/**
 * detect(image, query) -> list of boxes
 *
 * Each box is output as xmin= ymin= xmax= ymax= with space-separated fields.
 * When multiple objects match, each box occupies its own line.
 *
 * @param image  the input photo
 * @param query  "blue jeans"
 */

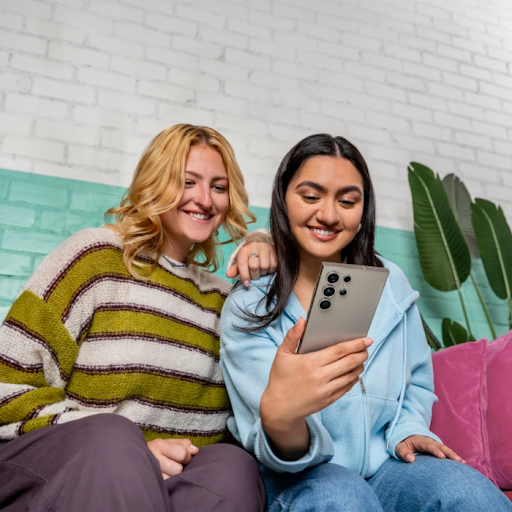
xmin=261 ymin=455 xmax=512 ymax=511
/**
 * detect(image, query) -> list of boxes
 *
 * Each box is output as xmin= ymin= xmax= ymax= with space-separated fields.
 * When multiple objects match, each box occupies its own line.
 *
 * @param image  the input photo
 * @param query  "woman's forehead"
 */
xmin=291 ymin=156 xmax=363 ymax=188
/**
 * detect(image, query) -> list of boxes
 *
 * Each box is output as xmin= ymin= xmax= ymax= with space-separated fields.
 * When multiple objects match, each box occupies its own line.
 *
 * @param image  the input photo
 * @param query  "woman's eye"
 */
xmin=213 ymin=185 xmax=227 ymax=192
xmin=302 ymin=195 xmax=319 ymax=202
xmin=185 ymin=180 xmax=194 ymax=187
xmin=340 ymin=199 xmax=355 ymax=206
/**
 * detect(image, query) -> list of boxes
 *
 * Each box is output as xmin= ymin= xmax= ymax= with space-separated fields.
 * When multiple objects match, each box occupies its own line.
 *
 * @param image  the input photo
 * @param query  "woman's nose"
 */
xmin=316 ymin=201 xmax=338 ymax=225
xmin=194 ymin=185 xmax=213 ymax=209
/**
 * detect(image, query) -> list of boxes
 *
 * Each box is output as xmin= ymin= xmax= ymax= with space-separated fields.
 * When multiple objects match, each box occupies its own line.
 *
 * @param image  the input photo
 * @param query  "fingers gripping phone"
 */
xmin=297 ymin=263 xmax=389 ymax=354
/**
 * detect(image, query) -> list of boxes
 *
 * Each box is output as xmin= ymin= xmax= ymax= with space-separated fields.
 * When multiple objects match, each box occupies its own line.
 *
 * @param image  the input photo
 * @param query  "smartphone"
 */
xmin=296 ymin=262 xmax=389 ymax=354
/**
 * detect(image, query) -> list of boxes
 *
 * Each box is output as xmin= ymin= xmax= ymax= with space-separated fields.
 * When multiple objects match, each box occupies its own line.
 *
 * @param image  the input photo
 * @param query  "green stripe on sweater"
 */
xmin=0 ymin=387 xmax=65 ymax=425
xmin=20 ymin=414 xmax=55 ymax=435
xmin=67 ymin=371 xmax=230 ymax=410
xmin=6 ymin=291 xmax=78 ymax=379
xmin=88 ymin=309 xmax=221 ymax=355
xmin=46 ymin=246 xmax=226 ymax=317
xmin=0 ymin=361 xmax=46 ymax=387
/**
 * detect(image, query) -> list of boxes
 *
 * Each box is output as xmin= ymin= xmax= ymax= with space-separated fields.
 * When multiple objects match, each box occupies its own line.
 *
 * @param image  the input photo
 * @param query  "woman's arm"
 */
xmin=220 ymin=285 xmax=370 ymax=472
xmin=0 ymin=230 xmax=113 ymax=438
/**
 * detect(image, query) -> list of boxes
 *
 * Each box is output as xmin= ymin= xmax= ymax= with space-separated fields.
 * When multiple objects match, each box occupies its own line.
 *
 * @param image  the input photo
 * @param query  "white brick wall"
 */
xmin=0 ymin=0 xmax=511 ymax=229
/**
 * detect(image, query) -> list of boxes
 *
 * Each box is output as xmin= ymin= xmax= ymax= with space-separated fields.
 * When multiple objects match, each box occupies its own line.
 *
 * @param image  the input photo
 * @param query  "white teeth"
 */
xmin=311 ymin=228 xmax=336 ymax=236
xmin=188 ymin=212 xmax=210 ymax=220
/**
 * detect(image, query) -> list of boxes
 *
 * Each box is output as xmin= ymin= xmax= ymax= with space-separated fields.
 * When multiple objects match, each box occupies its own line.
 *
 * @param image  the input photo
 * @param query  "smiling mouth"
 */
xmin=308 ymin=227 xmax=339 ymax=236
xmin=184 ymin=211 xmax=213 ymax=221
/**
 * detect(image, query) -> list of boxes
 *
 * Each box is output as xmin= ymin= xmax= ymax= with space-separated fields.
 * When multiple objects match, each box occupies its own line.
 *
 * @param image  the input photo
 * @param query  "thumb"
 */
xmin=396 ymin=443 xmax=415 ymax=463
xmin=225 ymin=263 xmax=238 ymax=278
xmin=279 ymin=317 xmax=306 ymax=355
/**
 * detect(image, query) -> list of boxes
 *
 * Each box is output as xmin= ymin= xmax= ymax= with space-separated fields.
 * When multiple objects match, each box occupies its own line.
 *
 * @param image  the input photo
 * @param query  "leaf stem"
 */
xmin=456 ymin=287 xmax=473 ymax=339
xmin=470 ymin=271 xmax=497 ymax=339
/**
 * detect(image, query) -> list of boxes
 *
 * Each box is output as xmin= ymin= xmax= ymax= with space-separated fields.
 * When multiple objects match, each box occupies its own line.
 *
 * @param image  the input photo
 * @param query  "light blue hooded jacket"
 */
xmin=220 ymin=257 xmax=441 ymax=478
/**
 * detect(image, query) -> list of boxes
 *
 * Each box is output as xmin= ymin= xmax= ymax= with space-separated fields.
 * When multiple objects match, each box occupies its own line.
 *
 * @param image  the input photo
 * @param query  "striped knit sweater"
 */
xmin=0 ymin=227 xmax=232 ymax=446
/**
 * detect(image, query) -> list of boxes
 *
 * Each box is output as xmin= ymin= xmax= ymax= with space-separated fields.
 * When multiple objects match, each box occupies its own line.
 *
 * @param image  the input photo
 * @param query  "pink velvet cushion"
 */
xmin=430 ymin=339 xmax=497 ymax=485
xmin=487 ymin=332 xmax=512 ymax=490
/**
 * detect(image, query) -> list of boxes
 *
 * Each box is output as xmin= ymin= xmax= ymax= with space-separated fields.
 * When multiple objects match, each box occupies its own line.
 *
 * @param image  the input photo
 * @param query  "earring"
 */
xmin=357 ymin=223 xmax=362 ymax=233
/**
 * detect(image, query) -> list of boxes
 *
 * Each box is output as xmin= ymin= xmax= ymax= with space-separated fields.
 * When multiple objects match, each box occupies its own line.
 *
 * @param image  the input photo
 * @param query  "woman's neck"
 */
xmin=161 ymin=237 xmax=190 ymax=264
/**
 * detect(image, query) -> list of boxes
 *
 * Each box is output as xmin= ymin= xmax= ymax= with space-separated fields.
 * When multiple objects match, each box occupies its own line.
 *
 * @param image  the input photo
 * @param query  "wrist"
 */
xmin=260 ymin=389 xmax=306 ymax=437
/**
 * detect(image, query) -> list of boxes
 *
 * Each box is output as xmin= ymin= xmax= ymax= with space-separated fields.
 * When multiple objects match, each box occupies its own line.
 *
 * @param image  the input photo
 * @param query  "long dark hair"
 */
xmin=247 ymin=133 xmax=382 ymax=331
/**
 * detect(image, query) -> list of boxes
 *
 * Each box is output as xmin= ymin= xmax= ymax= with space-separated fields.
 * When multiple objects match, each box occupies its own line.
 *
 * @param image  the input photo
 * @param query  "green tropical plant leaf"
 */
xmin=472 ymin=199 xmax=512 ymax=310
xmin=421 ymin=315 xmax=442 ymax=351
xmin=442 ymin=318 xmax=469 ymax=346
xmin=442 ymin=174 xmax=480 ymax=258
xmin=408 ymin=163 xmax=471 ymax=292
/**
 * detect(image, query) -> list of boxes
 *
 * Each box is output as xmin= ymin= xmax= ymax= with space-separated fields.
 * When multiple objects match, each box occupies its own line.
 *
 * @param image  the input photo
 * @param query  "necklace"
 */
xmin=162 ymin=254 xmax=188 ymax=268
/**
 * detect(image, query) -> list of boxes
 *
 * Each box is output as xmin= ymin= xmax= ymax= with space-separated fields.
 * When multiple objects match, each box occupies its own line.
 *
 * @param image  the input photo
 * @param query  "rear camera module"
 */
xmin=327 ymin=272 xmax=339 ymax=284
xmin=319 ymin=299 xmax=331 ymax=310
xmin=344 ymin=275 xmax=351 ymax=283
xmin=339 ymin=289 xmax=347 ymax=296
xmin=323 ymin=286 xmax=335 ymax=297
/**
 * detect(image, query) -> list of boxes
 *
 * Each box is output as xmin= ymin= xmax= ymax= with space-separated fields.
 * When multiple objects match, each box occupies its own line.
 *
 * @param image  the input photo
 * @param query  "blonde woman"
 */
xmin=0 ymin=125 xmax=271 ymax=512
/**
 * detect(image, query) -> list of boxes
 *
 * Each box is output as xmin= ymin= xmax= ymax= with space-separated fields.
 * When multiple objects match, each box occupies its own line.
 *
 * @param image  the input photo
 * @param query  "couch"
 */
xmin=430 ymin=332 xmax=512 ymax=502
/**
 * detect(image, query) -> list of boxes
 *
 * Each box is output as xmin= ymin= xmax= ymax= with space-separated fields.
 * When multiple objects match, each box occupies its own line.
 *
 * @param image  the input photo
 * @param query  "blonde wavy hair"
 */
xmin=105 ymin=124 xmax=255 ymax=278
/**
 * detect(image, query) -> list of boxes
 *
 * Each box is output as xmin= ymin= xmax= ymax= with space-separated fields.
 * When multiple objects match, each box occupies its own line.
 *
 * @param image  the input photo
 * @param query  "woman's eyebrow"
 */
xmin=185 ymin=170 xmax=228 ymax=182
xmin=295 ymin=181 xmax=363 ymax=195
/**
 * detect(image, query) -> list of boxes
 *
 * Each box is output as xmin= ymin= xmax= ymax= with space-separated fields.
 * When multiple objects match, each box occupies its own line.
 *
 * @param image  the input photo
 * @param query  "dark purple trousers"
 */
xmin=0 ymin=414 xmax=265 ymax=511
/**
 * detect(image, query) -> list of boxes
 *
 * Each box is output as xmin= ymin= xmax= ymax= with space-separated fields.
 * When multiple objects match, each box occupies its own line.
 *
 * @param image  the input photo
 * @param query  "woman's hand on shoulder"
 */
xmin=147 ymin=438 xmax=199 ymax=479
xmin=395 ymin=435 xmax=466 ymax=464
xmin=226 ymin=241 xmax=278 ymax=287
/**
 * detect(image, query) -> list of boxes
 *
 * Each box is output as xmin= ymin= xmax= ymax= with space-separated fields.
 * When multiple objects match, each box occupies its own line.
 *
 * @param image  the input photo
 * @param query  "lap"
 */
xmin=368 ymin=455 xmax=512 ymax=512
xmin=166 ymin=443 xmax=265 ymax=512
xmin=261 ymin=463 xmax=383 ymax=512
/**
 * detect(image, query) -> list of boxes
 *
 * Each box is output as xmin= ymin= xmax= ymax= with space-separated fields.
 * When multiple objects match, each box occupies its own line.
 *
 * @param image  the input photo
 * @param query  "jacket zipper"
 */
xmin=359 ymin=376 xmax=369 ymax=476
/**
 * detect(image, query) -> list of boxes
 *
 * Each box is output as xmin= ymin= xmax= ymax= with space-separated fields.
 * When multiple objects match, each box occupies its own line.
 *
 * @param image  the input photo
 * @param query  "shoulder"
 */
xmin=183 ymin=265 xmax=233 ymax=298
xmin=23 ymin=227 xmax=123 ymax=298
xmin=221 ymin=274 xmax=274 ymax=328
xmin=377 ymin=256 xmax=419 ymax=313
xmin=53 ymin=226 xmax=122 ymax=258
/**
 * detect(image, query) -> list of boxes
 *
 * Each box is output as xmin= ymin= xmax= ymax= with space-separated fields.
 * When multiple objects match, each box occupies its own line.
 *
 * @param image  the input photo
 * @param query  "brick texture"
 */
xmin=0 ymin=0 xmax=512 ymax=340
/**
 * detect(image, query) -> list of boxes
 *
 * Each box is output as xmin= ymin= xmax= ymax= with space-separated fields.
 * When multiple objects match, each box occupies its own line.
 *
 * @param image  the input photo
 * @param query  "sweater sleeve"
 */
xmin=385 ymin=303 xmax=442 ymax=457
xmin=220 ymin=284 xmax=334 ymax=473
xmin=0 ymin=231 xmax=107 ymax=439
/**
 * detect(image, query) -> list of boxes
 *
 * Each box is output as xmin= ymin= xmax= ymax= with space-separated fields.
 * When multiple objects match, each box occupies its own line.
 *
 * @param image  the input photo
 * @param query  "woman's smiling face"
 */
xmin=160 ymin=144 xmax=229 ymax=261
xmin=284 ymin=155 xmax=364 ymax=265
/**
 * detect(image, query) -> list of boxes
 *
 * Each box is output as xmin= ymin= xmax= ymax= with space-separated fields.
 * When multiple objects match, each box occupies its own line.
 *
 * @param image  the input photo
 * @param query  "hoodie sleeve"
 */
xmin=220 ymin=283 xmax=334 ymax=473
xmin=386 ymin=303 xmax=442 ymax=458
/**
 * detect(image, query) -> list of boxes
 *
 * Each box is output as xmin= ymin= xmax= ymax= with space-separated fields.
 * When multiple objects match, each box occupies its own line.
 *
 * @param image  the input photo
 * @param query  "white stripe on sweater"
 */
xmin=64 ymin=279 xmax=221 ymax=341
xmin=76 ymin=337 xmax=224 ymax=383
xmin=0 ymin=325 xmax=67 ymax=388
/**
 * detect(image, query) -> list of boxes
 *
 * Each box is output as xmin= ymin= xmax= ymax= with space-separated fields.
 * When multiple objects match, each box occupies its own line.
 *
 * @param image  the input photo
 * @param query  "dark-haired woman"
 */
xmin=220 ymin=134 xmax=511 ymax=511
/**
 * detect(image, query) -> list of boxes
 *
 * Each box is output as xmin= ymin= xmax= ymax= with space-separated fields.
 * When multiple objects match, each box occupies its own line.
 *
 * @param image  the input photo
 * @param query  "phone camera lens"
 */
xmin=327 ymin=272 xmax=339 ymax=284
xmin=323 ymin=286 xmax=335 ymax=297
xmin=344 ymin=275 xmax=351 ymax=283
xmin=319 ymin=299 xmax=331 ymax=310
xmin=339 ymin=289 xmax=347 ymax=296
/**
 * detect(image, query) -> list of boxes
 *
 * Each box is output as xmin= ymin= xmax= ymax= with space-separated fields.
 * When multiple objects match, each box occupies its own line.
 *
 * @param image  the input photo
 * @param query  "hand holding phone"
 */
xmin=260 ymin=318 xmax=372 ymax=460
xmin=297 ymin=262 xmax=389 ymax=354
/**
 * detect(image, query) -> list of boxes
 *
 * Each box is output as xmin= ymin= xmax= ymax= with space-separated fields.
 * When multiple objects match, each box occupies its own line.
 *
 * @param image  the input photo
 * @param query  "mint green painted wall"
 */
xmin=0 ymin=168 xmax=508 ymax=342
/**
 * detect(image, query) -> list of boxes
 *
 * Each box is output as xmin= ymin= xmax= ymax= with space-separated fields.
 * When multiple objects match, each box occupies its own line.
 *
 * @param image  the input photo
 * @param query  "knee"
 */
xmin=304 ymin=464 xmax=379 ymax=509
xmin=419 ymin=459 xmax=510 ymax=511
xmin=265 ymin=463 xmax=381 ymax=512
xmin=66 ymin=414 xmax=145 ymax=454
xmin=197 ymin=444 xmax=265 ymax=511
